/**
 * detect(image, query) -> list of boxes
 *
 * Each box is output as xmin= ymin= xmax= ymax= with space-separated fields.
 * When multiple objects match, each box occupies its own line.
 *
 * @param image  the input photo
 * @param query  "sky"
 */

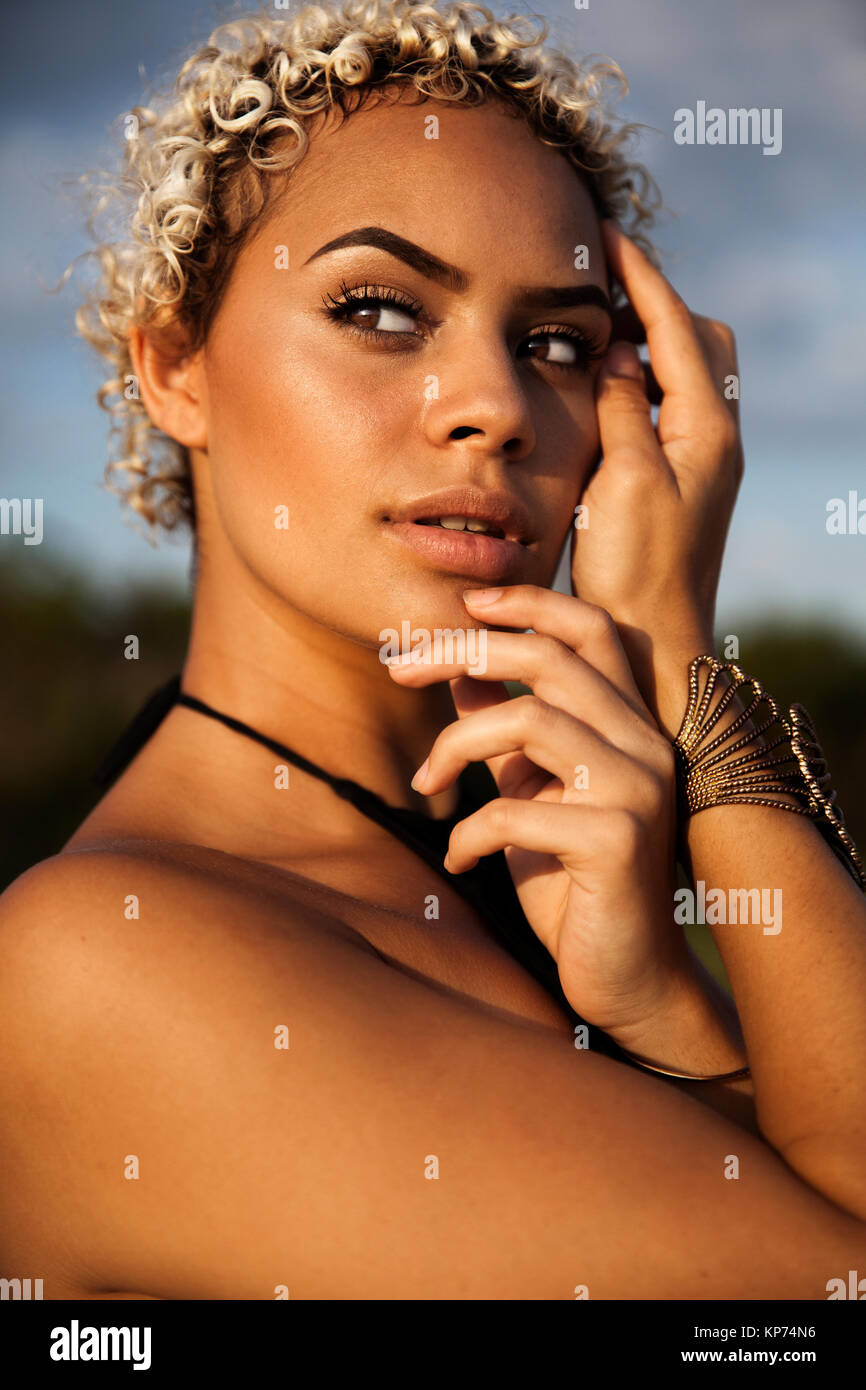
xmin=1 ymin=0 xmax=864 ymax=633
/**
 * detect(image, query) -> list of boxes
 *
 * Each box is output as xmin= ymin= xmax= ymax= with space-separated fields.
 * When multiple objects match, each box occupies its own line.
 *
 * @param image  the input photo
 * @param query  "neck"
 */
xmin=180 ymin=547 xmax=461 ymax=822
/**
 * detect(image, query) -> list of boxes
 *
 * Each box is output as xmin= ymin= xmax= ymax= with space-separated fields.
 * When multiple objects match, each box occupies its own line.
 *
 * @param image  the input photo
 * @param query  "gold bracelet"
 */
xmin=618 ymin=1048 xmax=751 ymax=1082
xmin=621 ymin=655 xmax=865 ymax=1081
xmin=673 ymin=655 xmax=865 ymax=891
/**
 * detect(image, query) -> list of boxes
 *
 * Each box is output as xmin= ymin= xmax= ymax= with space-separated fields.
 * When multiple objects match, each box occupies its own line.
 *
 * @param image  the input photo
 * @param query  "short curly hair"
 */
xmin=70 ymin=0 xmax=661 ymax=537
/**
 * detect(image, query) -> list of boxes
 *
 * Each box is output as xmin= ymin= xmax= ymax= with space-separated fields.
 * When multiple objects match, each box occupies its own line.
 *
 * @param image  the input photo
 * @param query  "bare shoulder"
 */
xmin=0 ymin=842 xmax=385 ymax=1053
xmin=0 ymin=839 xmax=368 ymax=959
xmin=0 ymin=841 xmax=378 ymax=1142
xmin=0 ymin=839 xmax=379 ymax=1083
xmin=0 ymin=842 xmax=378 ymax=1297
xmin=0 ymin=846 xmax=862 ymax=1301
xmin=0 ymin=840 xmax=375 ymax=1053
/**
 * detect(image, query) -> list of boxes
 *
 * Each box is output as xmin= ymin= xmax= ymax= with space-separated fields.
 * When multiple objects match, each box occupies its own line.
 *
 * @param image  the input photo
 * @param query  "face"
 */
xmin=190 ymin=89 xmax=612 ymax=647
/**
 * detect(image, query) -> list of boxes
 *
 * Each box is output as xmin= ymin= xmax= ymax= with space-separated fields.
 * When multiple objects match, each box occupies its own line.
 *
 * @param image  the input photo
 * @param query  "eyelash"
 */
xmin=320 ymin=279 xmax=606 ymax=371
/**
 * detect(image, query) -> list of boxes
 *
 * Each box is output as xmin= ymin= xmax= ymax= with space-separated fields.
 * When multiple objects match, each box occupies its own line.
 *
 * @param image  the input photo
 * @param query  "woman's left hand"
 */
xmin=571 ymin=220 xmax=745 ymax=739
xmin=386 ymin=585 xmax=694 ymax=1042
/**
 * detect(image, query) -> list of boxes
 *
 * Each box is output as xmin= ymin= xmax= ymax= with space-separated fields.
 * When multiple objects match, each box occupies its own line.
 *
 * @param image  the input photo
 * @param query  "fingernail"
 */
xmin=464 ymin=587 xmax=503 ymax=606
xmin=384 ymin=650 xmax=416 ymax=665
xmin=411 ymin=757 xmax=430 ymax=790
xmin=602 ymin=341 xmax=643 ymax=380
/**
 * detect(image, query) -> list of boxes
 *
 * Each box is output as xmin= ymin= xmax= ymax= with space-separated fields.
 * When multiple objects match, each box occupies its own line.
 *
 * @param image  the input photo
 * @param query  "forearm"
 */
xmin=680 ymin=802 xmax=866 ymax=1214
xmin=635 ymin=636 xmax=866 ymax=1216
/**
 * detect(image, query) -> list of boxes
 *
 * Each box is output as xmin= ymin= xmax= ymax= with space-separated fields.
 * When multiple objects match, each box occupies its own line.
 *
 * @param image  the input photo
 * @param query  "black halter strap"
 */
xmin=92 ymin=675 xmax=633 ymax=1066
xmin=176 ymin=688 xmax=498 ymax=908
xmin=94 ymin=674 xmax=492 ymax=914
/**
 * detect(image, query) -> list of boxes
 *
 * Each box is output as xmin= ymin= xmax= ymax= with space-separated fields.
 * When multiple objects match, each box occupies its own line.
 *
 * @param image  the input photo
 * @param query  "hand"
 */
xmin=572 ymin=219 xmax=744 ymax=737
xmin=386 ymin=584 xmax=692 ymax=1040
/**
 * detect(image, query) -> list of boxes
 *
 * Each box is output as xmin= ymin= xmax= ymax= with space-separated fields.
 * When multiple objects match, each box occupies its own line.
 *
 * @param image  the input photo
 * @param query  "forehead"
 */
xmin=255 ymin=89 xmax=601 ymax=269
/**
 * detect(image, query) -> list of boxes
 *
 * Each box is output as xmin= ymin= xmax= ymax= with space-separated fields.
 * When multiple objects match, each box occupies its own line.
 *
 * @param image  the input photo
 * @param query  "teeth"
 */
xmin=422 ymin=516 xmax=492 ymax=533
xmin=416 ymin=515 xmax=507 ymax=536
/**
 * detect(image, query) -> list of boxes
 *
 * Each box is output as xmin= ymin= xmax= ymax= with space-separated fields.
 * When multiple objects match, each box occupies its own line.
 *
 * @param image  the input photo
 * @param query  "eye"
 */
xmin=520 ymin=327 xmax=606 ymax=371
xmin=350 ymin=303 xmax=417 ymax=334
xmin=321 ymin=282 xmax=607 ymax=370
xmin=321 ymin=281 xmax=424 ymax=341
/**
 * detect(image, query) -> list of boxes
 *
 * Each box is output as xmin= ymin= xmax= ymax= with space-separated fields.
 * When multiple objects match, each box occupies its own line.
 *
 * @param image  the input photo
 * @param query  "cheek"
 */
xmin=569 ymin=371 xmax=602 ymax=467
xmin=538 ymin=383 xmax=601 ymax=537
xmin=201 ymin=330 xmax=409 ymax=627
xmin=206 ymin=336 xmax=350 ymax=507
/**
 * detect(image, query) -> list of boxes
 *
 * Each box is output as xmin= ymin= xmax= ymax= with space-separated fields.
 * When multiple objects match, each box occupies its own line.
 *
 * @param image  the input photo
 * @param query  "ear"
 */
xmin=128 ymin=323 xmax=208 ymax=450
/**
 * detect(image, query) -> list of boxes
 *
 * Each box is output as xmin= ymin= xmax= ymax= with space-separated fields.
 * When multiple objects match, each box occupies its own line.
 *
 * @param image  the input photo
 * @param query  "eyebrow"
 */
xmin=303 ymin=225 xmax=612 ymax=317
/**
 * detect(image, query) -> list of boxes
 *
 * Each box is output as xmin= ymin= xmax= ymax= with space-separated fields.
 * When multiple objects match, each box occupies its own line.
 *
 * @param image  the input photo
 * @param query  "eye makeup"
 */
xmin=320 ymin=278 xmax=608 ymax=369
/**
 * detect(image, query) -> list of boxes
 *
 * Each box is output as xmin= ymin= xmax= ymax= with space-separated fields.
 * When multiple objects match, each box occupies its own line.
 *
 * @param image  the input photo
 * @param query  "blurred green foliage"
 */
xmin=1 ymin=556 xmax=191 ymax=890
xmin=2 ymin=557 xmax=865 ymax=998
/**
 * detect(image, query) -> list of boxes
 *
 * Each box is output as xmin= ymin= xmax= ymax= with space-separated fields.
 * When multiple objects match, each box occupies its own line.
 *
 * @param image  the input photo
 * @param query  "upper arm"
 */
xmin=0 ymin=852 xmax=861 ymax=1300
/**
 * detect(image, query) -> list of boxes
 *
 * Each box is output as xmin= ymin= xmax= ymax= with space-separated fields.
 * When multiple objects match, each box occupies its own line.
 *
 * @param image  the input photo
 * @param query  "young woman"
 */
xmin=1 ymin=0 xmax=864 ymax=1300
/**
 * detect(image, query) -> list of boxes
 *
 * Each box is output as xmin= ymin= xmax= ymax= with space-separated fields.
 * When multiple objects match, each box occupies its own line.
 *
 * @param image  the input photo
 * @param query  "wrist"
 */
xmin=616 ymin=625 xmax=718 ymax=741
xmin=605 ymin=951 xmax=748 ymax=1077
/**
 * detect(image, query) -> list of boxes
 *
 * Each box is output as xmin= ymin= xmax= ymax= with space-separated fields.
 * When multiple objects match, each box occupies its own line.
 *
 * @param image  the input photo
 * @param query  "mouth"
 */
xmin=382 ymin=488 xmax=535 ymax=582
xmin=411 ymin=516 xmax=521 ymax=543
xmin=385 ymin=487 xmax=534 ymax=544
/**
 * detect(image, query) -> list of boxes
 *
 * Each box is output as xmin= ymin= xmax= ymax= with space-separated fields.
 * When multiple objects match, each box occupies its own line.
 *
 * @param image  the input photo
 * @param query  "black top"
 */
xmin=94 ymin=676 xmax=635 ymax=1068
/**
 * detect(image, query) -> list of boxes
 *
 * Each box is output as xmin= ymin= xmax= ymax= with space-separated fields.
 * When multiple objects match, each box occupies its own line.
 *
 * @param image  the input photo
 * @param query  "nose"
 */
xmin=420 ymin=331 xmax=537 ymax=463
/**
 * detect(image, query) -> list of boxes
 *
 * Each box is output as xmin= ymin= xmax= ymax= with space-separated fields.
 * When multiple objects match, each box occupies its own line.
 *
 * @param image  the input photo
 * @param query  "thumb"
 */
xmin=595 ymin=340 xmax=659 ymax=464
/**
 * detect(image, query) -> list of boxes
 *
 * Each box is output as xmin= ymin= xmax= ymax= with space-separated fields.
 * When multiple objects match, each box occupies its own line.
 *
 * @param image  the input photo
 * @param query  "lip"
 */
xmin=385 ymin=521 xmax=531 ymax=582
xmin=382 ymin=486 xmax=536 ymax=582
xmin=385 ymin=486 xmax=534 ymax=544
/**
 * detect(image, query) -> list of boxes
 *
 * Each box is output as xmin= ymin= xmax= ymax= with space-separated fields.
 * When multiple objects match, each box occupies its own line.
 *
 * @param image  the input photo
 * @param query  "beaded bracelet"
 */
xmin=673 ymin=655 xmax=865 ymax=891
xmin=619 ymin=654 xmax=865 ymax=1083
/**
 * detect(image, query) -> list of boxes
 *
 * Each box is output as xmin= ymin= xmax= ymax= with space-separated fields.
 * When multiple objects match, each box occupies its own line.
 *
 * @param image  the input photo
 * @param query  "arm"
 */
xmin=640 ymin=633 xmax=866 ymax=1195
xmin=678 ymin=760 xmax=866 ymax=1214
xmin=1 ymin=850 xmax=862 ymax=1300
xmin=570 ymin=222 xmax=866 ymax=1195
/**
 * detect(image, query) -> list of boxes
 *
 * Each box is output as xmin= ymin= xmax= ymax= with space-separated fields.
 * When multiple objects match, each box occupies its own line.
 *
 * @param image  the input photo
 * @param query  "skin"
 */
xmin=1 ymin=88 xmax=865 ymax=1301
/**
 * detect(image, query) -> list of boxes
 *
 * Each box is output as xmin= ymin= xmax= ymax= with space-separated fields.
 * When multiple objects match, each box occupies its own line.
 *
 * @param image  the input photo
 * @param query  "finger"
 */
xmin=386 ymin=628 xmax=652 ymax=753
xmin=610 ymin=296 xmax=667 ymax=403
xmin=448 ymin=672 xmax=510 ymax=718
xmin=642 ymin=356 xmax=663 ymax=407
xmin=448 ymin=673 xmax=541 ymax=792
xmin=691 ymin=313 xmax=741 ymax=427
xmin=415 ymin=695 xmax=636 ymax=802
xmin=444 ymin=797 xmax=633 ymax=875
xmin=608 ymin=344 xmax=664 ymax=405
xmin=601 ymin=220 xmax=724 ymax=415
xmin=614 ymin=296 xmax=724 ymax=411
xmin=594 ymin=340 xmax=675 ymax=482
xmin=461 ymin=585 xmax=648 ymax=717
xmin=609 ymin=233 xmax=737 ymax=421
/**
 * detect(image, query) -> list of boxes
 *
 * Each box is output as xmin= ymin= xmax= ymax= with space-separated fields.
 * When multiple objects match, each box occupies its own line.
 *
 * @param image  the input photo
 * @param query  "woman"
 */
xmin=1 ymin=0 xmax=864 ymax=1300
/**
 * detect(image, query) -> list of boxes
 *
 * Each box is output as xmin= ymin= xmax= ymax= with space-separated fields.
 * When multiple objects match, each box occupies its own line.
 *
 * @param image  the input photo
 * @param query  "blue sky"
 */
xmin=1 ymin=0 xmax=864 ymax=633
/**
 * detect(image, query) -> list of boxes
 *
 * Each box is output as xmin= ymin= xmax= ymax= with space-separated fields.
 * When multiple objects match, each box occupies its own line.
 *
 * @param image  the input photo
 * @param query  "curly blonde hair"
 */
xmin=70 ymin=0 xmax=661 ymax=537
